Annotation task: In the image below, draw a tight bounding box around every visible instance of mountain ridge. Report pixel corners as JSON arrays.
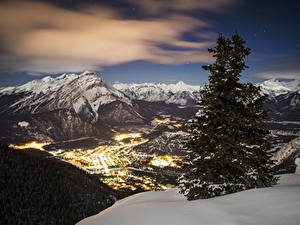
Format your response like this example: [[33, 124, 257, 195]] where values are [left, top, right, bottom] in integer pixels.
[[113, 77, 300, 106], [2, 72, 300, 106], [113, 80, 202, 106], [1, 72, 299, 143], [0, 71, 135, 123], [0, 71, 144, 142]]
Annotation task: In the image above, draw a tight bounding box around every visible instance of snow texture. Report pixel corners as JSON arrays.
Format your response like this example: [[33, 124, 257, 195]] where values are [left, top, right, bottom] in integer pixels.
[[77, 174, 300, 225]]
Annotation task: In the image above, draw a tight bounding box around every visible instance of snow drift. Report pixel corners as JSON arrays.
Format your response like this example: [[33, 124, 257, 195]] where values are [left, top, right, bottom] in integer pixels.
[[77, 174, 300, 225]]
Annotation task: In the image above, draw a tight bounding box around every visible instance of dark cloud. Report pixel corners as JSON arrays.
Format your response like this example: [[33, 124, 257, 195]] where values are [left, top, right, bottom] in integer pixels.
[[127, 0, 238, 14], [253, 61, 300, 79]]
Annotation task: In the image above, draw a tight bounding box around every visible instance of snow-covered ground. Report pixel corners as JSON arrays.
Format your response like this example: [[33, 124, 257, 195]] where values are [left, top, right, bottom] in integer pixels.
[[77, 174, 300, 225]]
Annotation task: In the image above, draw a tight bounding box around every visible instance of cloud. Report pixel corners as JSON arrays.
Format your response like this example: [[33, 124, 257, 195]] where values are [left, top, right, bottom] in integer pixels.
[[0, 0, 237, 74], [253, 61, 300, 80], [254, 71, 300, 80]]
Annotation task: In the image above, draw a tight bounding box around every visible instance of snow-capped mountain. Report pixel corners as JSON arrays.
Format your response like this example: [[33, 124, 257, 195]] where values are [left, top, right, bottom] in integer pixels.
[[113, 79, 300, 150], [113, 78, 300, 120], [113, 81, 202, 105], [0, 71, 144, 142], [260, 78, 300, 97], [0, 71, 134, 123], [1, 73, 300, 143], [113, 79, 300, 105], [263, 79, 300, 122]]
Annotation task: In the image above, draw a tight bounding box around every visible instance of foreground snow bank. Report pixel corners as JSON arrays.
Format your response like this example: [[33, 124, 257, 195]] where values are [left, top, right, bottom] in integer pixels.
[[77, 174, 300, 225]]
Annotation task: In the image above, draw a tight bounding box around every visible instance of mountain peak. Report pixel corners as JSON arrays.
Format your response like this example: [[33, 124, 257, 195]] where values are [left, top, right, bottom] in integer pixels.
[[176, 81, 186, 85], [267, 78, 280, 82], [0, 71, 132, 122], [81, 71, 98, 76], [260, 78, 300, 97], [79, 71, 102, 80]]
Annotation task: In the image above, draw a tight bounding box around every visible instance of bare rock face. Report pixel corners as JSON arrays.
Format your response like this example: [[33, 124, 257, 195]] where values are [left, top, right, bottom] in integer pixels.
[[272, 136, 300, 174], [27, 109, 110, 141], [98, 101, 144, 124], [0, 109, 112, 143], [265, 92, 300, 121]]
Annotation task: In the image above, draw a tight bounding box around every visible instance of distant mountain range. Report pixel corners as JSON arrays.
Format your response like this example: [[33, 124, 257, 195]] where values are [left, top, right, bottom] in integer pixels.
[[113, 78, 300, 107], [0, 71, 299, 144], [113, 81, 202, 105], [114, 78, 300, 121]]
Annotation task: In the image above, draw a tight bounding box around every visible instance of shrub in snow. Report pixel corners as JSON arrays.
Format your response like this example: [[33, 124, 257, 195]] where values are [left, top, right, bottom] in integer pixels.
[[178, 33, 277, 200]]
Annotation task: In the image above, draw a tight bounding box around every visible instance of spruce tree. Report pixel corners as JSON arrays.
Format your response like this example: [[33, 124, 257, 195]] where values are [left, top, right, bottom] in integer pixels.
[[178, 33, 276, 200]]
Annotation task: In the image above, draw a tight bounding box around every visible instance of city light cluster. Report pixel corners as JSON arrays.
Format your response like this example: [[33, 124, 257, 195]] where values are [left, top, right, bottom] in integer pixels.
[[101, 169, 167, 191], [149, 155, 183, 168], [154, 119, 182, 128], [10, 133, 183, 191]]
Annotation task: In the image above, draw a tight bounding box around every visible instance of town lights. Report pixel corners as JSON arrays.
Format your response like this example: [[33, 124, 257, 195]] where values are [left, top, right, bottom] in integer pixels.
[[10, 133, 182, 191]]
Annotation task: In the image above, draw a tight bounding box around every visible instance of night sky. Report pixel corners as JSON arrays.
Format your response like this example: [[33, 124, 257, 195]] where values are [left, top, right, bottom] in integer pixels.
[[0, 0, 299, 87]]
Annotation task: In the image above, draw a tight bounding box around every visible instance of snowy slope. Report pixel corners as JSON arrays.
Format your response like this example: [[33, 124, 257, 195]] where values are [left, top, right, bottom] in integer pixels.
[[77, 174, 300, 225], [0, 71, 132, 123], [113, 81, 202, 105]]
